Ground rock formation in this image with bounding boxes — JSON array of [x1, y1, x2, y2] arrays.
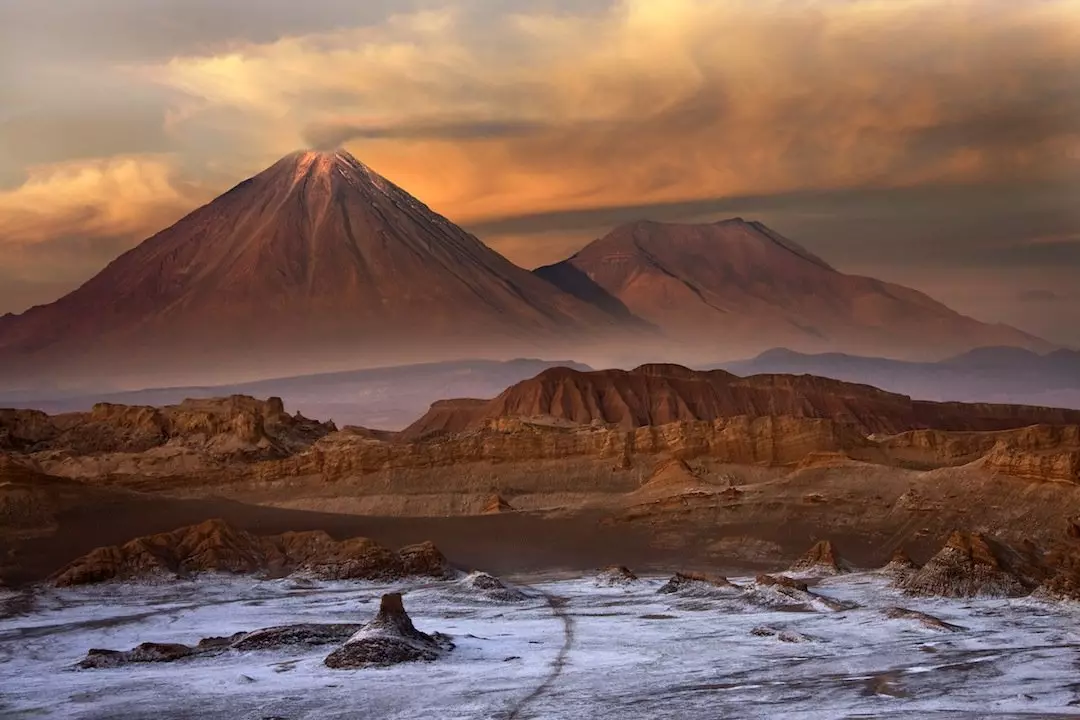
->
[[456, 572, 529, 602], [324, 593, 453, 669], [595, 565, 639, 587], [788, 540, 850, 576], [897, 531, 1040, 598], [50, 519, 452, 586], [0, 396, 335, 475], [878, 548, 919, 579], [230, 624, 362, 651], [402, 364, 1080, 440], [481, 494, 515, 514], [657, 572, 735, 596], [883, 607, 965, 632], [743, 574, 854, 612], [79, 643, 196, 669], [750, 626, 816, 643]]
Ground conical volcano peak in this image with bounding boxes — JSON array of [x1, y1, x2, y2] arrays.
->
[[284, 147, 372, 180]]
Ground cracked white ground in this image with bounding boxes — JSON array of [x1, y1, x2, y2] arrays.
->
[[3, 572, 1080, 719]]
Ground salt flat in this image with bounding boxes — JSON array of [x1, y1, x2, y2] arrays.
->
[[2, 573, 1080, 719]]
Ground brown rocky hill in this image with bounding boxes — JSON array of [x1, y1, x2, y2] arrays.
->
[[49, 518, 451, 586], [535, 219, 1051, 361], [0, 150, 635, 389], [402, 364, 1080, 439], [0, 396, 333, 464]]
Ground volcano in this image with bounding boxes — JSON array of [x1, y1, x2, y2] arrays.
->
[[0, 150, 633, 388], [535, 219, 1051, 361]]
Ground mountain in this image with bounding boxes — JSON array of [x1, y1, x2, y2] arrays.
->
[[401, 363, 1080, 439], [0, 358, 593, 431], [0, 150, 631, 390], [535, 219, 1052, 361], [719, 347, 1080, 409]]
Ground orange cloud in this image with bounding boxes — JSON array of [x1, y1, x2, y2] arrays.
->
[[123, 0, 1080, 228]]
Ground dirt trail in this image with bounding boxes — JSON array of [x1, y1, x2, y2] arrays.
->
[[504, 591, 575, 720]]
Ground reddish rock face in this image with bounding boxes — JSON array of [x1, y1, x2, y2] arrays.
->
[[402, 364, 1080, 440], [536, 218, 1050, 360]]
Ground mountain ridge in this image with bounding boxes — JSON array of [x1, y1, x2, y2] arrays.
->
[[535, 219, 1051, 361]]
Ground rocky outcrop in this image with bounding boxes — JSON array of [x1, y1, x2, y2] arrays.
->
[[595, 565, 638, 587], [456, 572, 529, 602], [230, 624, 362, 651], [743, 574, 854, 612], [978, 428, 1080, 484], [750, 626, 816, 643], [657, 572, 735, 596], [481, 494, 515, 514], [883, 607, 965, 632], [788, 540, 850, 576], [50, 519, 452, 586], [324, 593, 453, 669], [897, 531, 1042, 598], [78, 623, 365, 668], [878, 548, 919, 579], [402, 364, 1080, 440], [255, 415, 865, 485], [2, 396, 337, 476], [79, 643, 196, 669]]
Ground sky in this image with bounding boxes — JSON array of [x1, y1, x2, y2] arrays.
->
[[1, 0, 1079, 346]]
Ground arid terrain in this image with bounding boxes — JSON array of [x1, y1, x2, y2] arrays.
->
[[5, 362, 1080, 718], [4, 363, 1080, 586]]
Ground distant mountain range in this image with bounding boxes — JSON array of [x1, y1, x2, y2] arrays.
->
[[716, 347, 1080, 409], [0, 148, 1053, 390], [0, 358, 591, 431]]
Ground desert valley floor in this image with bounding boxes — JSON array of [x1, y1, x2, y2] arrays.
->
[[6, 570, 1080, 720]]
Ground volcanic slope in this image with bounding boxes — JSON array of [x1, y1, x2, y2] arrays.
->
[[535, 218, 1050, 360], [0, 150, 635, 387]]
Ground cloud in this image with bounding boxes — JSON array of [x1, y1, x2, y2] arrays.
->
[[122, 0, 1080, 225], [304, 118, 552, 151], [0, 155, 208, 294]]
